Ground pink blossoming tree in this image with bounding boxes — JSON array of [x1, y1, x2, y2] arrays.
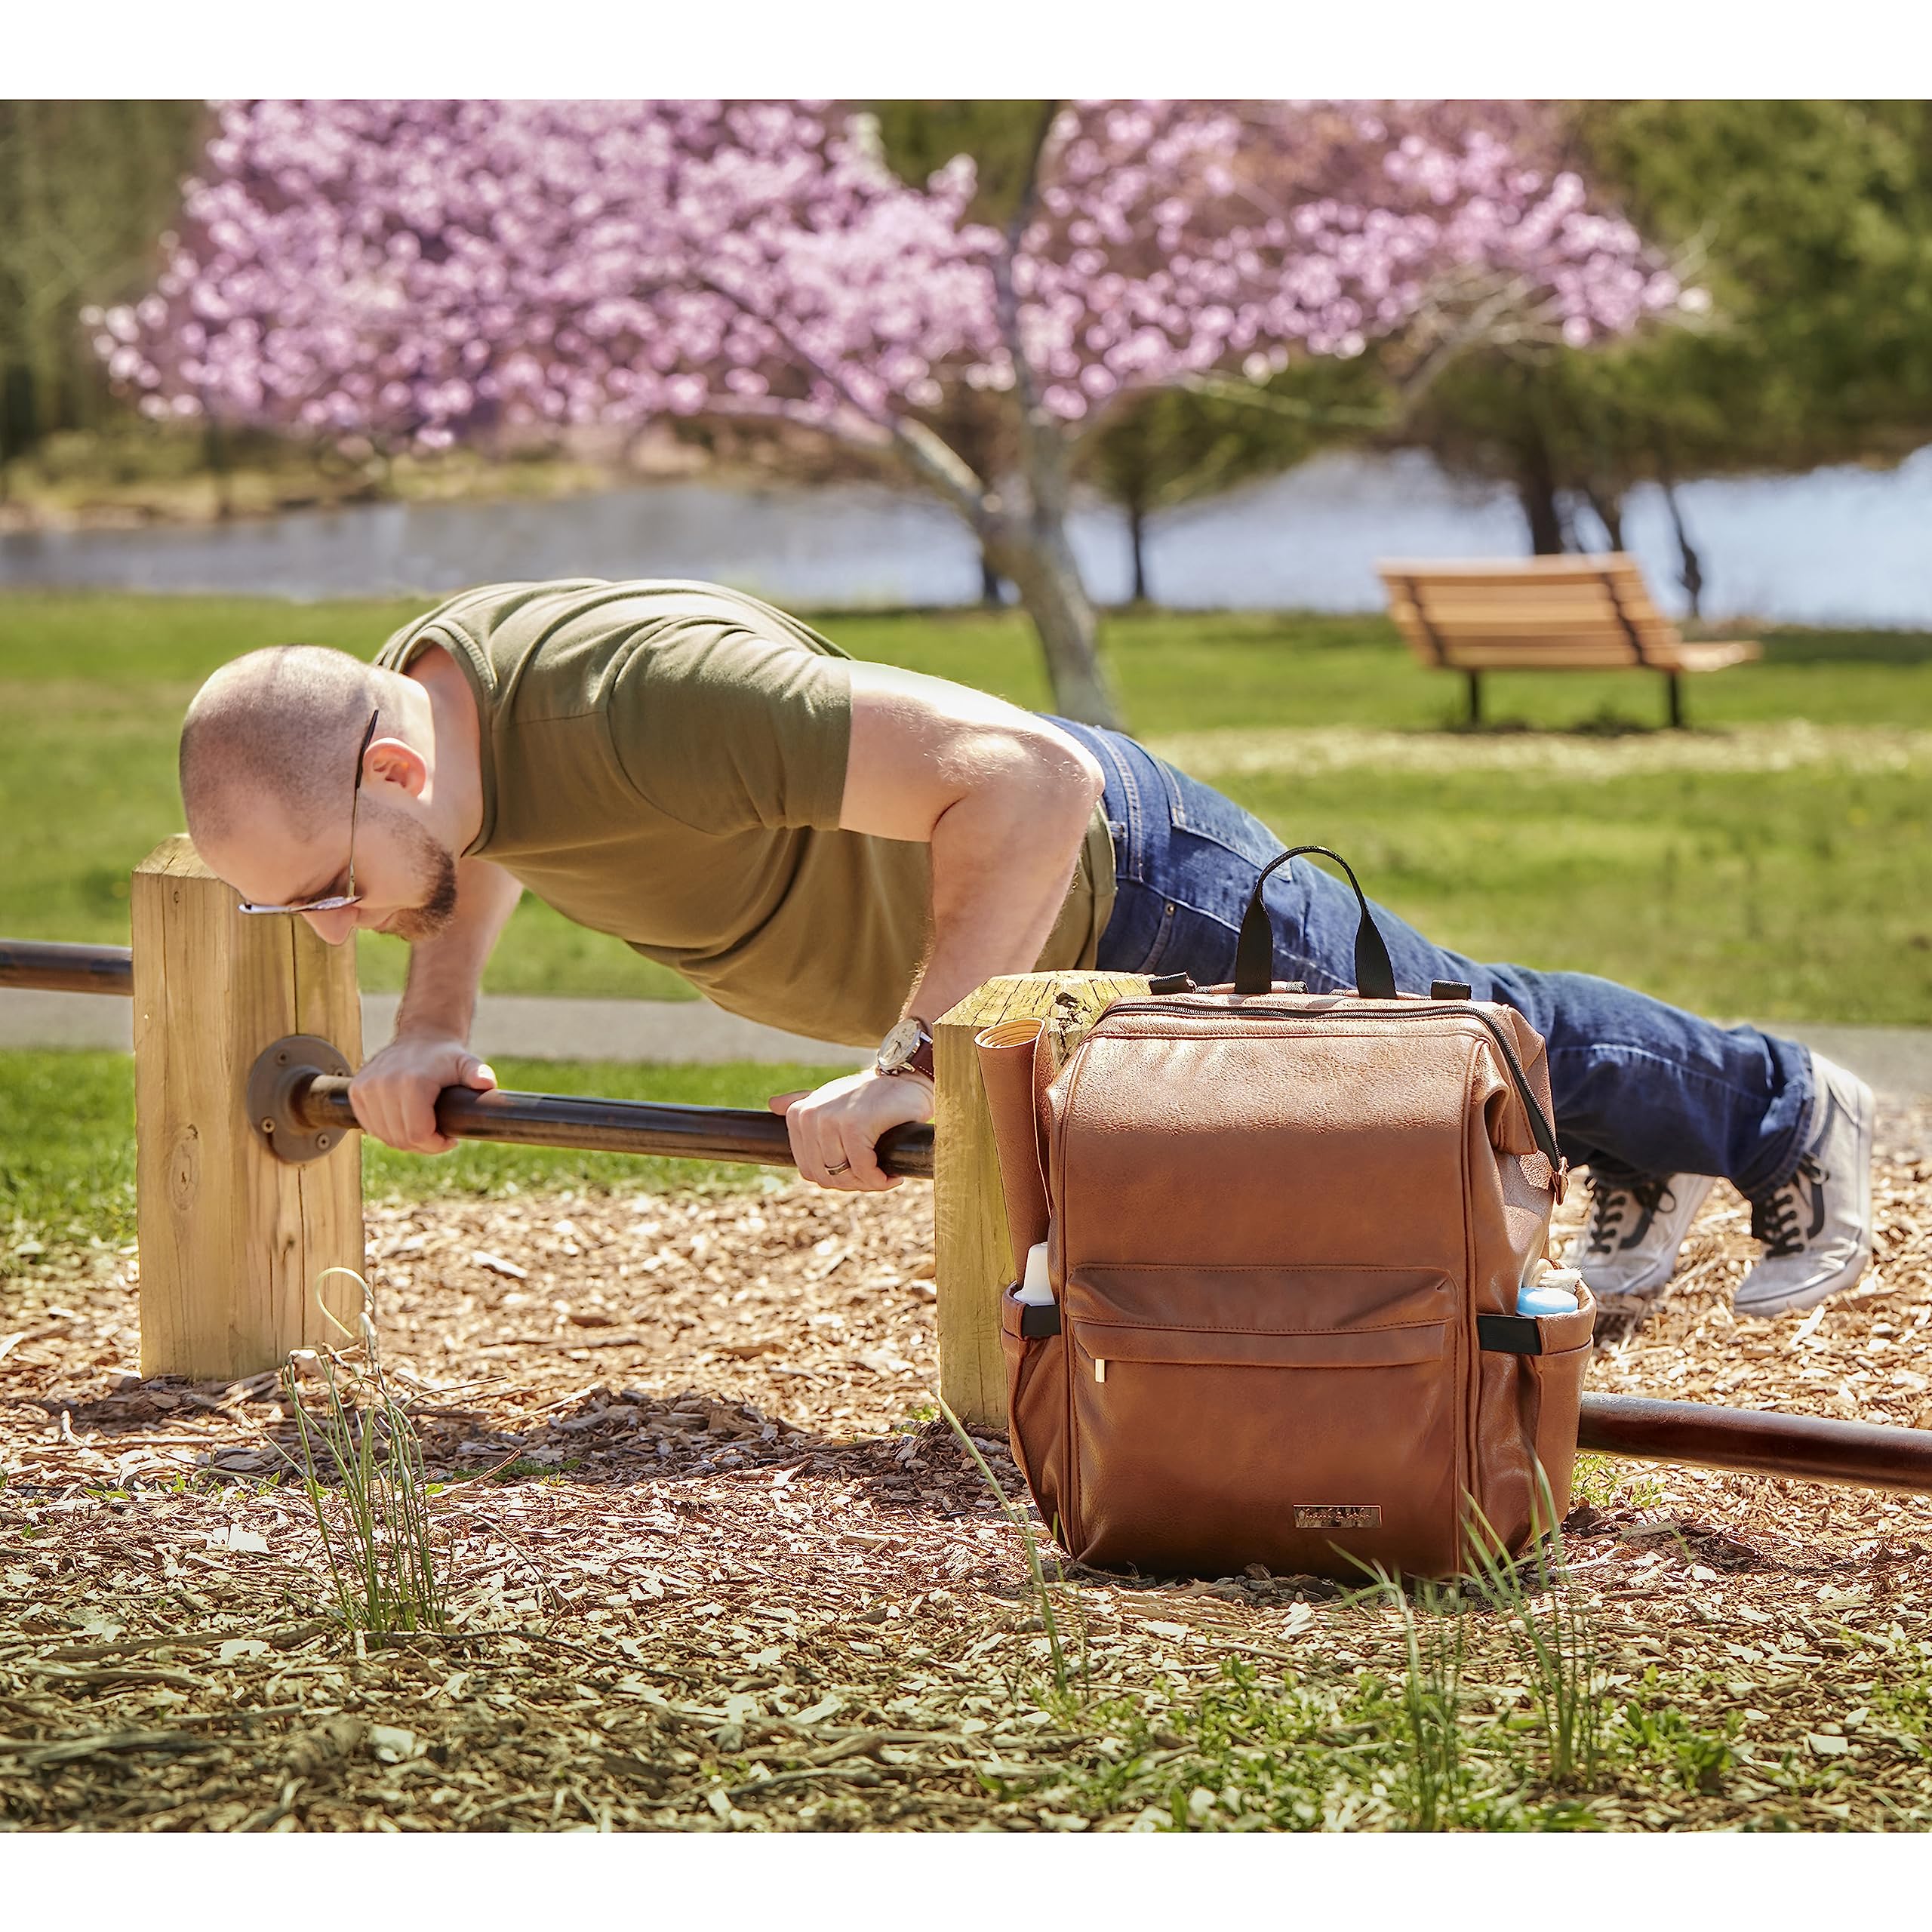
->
[[94, 99, 1687, 725]]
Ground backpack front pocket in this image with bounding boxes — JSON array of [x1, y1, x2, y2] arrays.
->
[[1063, 1266, 1466, 1579]]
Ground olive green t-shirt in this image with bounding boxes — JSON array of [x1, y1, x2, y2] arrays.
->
[[375, 580, 1115, 1046]]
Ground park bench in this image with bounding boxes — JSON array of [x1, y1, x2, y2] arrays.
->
[[1376, 553, 1761, 728]]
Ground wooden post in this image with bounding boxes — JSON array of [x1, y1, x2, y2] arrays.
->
[[132, 835, 365, 1380], [934, 970, 1146, 1430]]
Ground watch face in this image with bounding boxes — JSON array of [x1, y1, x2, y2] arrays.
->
[[879, 1018, 921, 1066]]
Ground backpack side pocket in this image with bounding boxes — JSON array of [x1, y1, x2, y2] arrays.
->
[[1000, 1287, 1072, 1547], [1524, 1286, 1597, 1533], [1471, 1286, 1596, 1558]]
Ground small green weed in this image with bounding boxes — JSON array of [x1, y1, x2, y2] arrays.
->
[[1617, 1694, 1738, 1792], [273, 1268, 447, 1636], [485, 1457, 585, 1484], [1382, 1574, 1469, 1830], [1467, 1488, 1609, 1789], [1571, 1453, 1666, 1512]]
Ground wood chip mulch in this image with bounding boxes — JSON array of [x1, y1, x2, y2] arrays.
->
[[6, 1114, 1932, 1831]]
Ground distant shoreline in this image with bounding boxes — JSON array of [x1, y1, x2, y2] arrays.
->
[[5, 445, 1930, 627]]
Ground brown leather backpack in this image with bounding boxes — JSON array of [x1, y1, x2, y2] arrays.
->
[[976, 846, 1596, 1583]]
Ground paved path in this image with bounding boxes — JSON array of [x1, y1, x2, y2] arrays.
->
[[2, 989, 1927, 1100], [0, 988, 866, 1069]]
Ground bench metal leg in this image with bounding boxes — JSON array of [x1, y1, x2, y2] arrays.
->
[[1466, 671, 1483, 727], [1666, 672, 1684, 729]]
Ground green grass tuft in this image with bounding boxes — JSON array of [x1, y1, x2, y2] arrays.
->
[[274, 1268, 447, 1636]]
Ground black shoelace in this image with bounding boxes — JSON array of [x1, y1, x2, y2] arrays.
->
[[1750, 1152, 1828, 1259], [1583, 1175, 1672, 1257]]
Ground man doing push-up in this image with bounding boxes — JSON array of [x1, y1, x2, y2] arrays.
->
[[176, 577, 1875, 1321]]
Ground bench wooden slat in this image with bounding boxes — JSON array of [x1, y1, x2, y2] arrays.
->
[[1405, 642, 1650, 668], [1386, 586, 1669, 620], [1414, 643, 1758, 672], [1389, 626, 1758, 670], [1387, 587, 1669, 615], [1389, 611, 1681, 642], [1379, 558, 1654, 589]]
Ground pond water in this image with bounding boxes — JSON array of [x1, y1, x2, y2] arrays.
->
[[4, 443, 1928, 627]]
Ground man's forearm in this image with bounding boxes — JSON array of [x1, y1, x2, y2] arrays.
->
[[394, 859, 524, 1041], [904, 771, 1101, 1026]]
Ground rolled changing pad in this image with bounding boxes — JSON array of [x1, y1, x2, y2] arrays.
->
[[974, 1015, 1053, 1281]]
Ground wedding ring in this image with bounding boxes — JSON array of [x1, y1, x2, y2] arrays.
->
[[826, 1157, 852, 1175]]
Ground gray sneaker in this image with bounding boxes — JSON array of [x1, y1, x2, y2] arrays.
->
[[1734, 1054, 1875, 1321], [1563, 1170, 1715, 1313]]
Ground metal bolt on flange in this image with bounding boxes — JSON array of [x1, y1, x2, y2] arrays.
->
[[247, 1034, 352, 1164]]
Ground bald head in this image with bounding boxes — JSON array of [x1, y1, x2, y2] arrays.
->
[[180, 645, 396, 846]]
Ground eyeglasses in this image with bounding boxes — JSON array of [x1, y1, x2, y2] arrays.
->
[[238, 710, 380, 916]]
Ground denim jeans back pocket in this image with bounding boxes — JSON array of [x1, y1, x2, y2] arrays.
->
[[1060, 722, 1149, 886], [1135, 893, 1182, 977]]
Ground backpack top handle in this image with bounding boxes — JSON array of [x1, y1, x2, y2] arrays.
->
[[1233, 845, 1399, 1001]]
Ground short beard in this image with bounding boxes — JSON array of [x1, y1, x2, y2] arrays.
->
[[385, 817, 461, 943]]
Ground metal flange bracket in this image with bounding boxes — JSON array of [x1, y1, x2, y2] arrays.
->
[[248, 1034, 352, 1164]]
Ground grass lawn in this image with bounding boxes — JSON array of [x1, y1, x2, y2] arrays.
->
[[2, 590, 1930, 1017], [1206, 755, 1932, 1026]]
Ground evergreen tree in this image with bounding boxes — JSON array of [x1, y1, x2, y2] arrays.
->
[[1399, 101, 1932, 602]]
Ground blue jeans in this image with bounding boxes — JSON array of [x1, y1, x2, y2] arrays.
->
[[1051, 719, 1814, 1196]]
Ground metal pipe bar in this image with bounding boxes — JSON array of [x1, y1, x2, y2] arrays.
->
[[173, 1029, 1932, 1496], [1578, 1392, 1932, 1496], [291, 1071, 936, 1181], [0, 937, 134, 996]]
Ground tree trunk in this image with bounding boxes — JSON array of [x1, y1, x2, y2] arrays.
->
[[1127, 497, 1151, 605], [0, 364, 37, 495], [1582, 482, 1626, 553], [204, 414, 234, 521], [1514, 440, 1566, 555], [978, 552, 1004, 608], [1660, 476, 1705, 621], [959, 113, 1124, 730], [984, 510, 1123, 729]]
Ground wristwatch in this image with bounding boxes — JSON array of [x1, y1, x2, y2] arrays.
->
[[876, 1015, 935, 1082]]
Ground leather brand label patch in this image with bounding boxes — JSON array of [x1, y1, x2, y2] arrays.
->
[[1295, 1504, 1383, 1530]]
